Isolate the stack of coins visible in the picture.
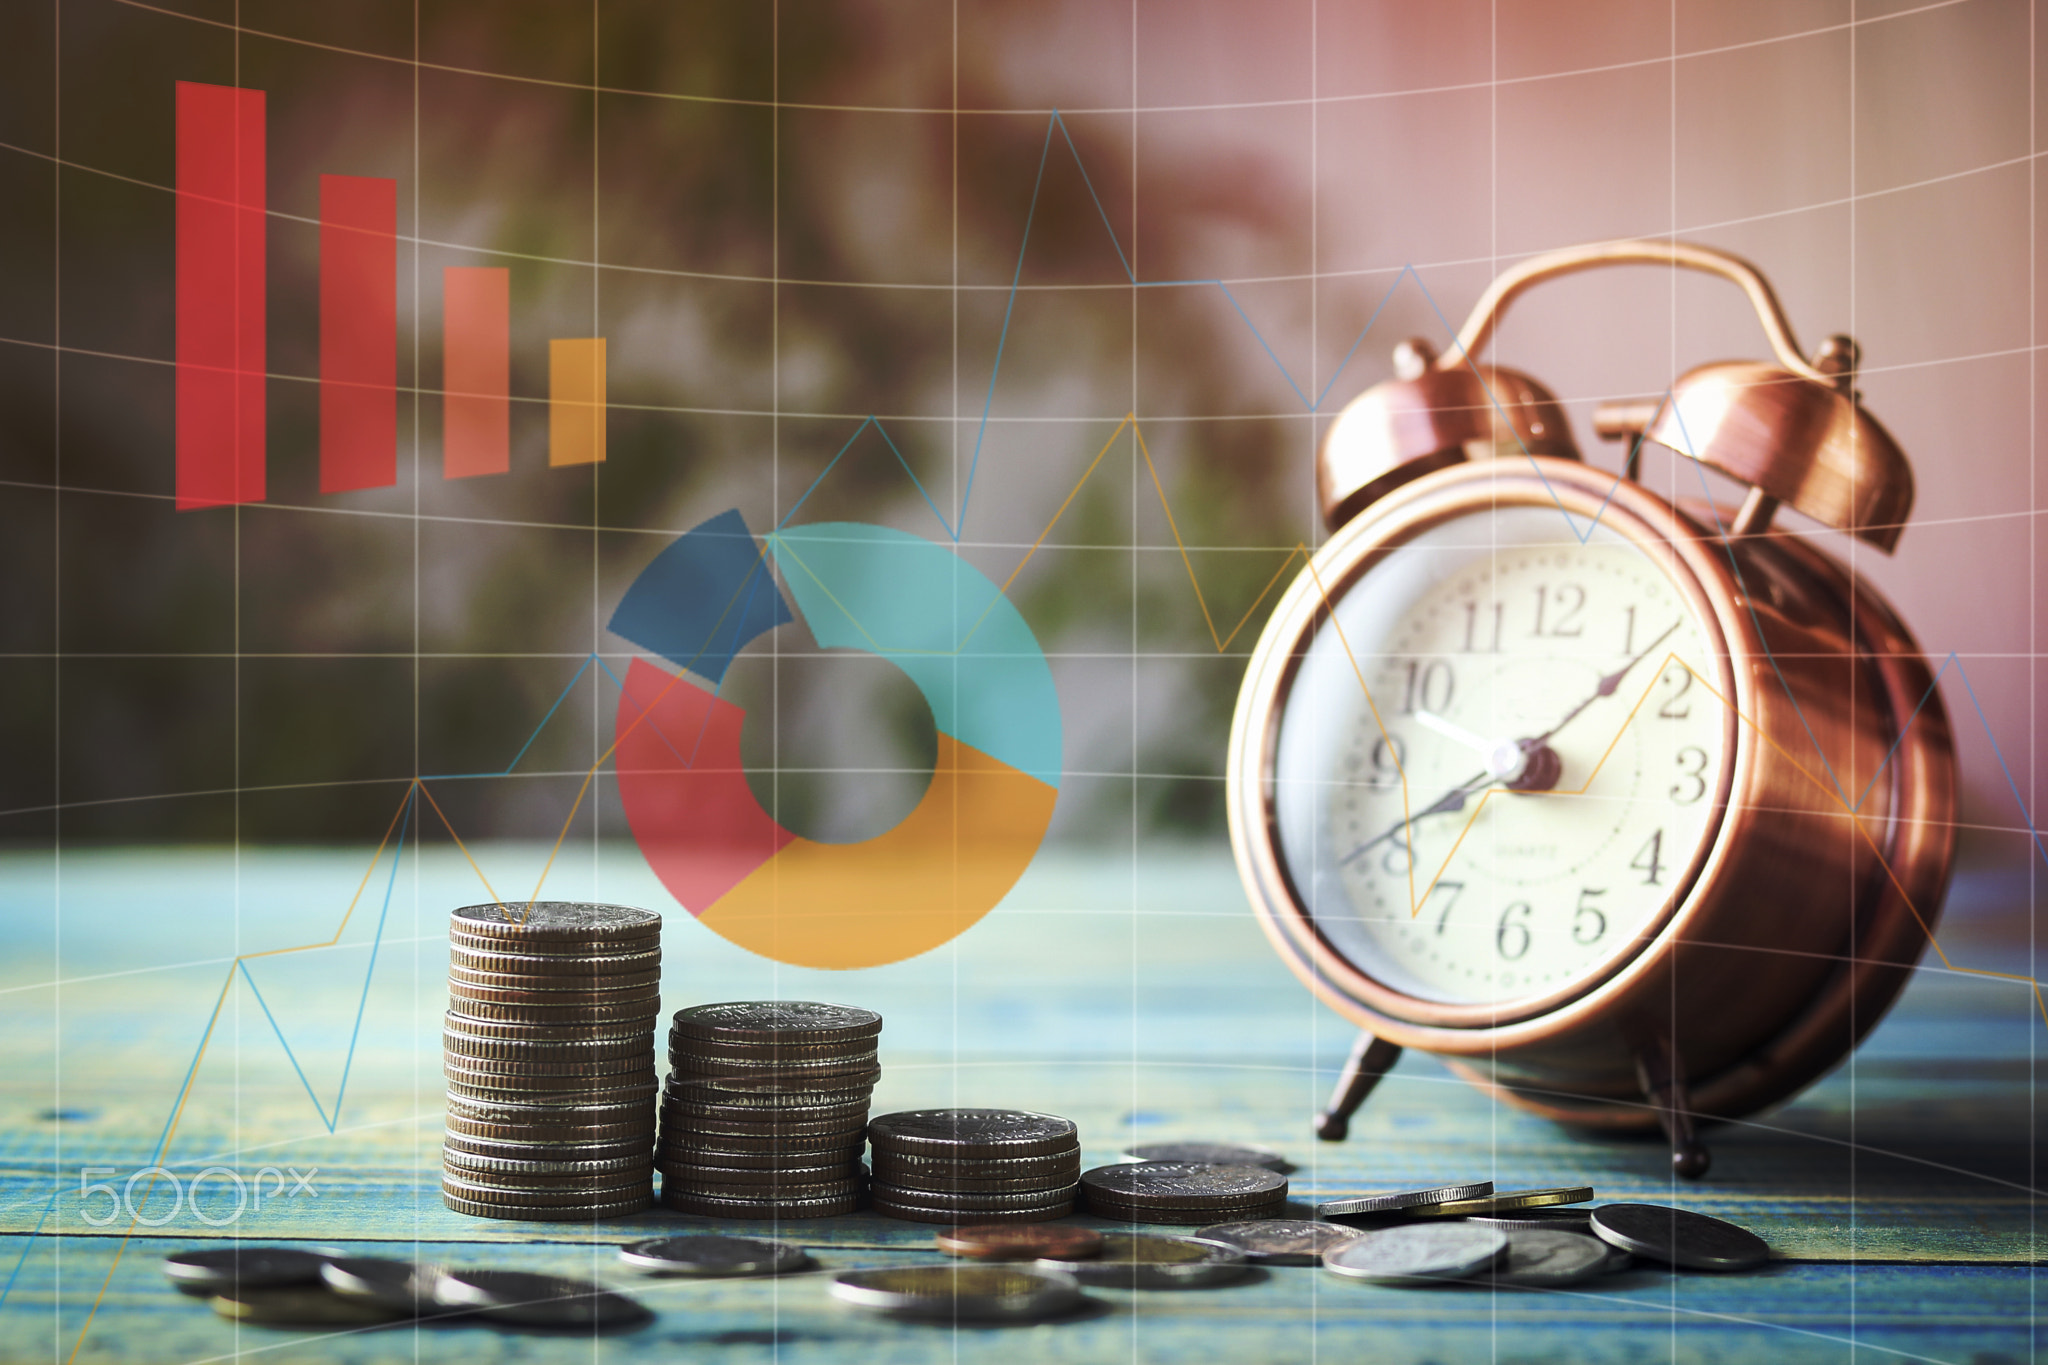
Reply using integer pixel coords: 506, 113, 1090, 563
1080, 1161, 1288, 1225
441, 902, 661, 1221
656, 1001, 881, 1218
867, 1109, 1080, 1223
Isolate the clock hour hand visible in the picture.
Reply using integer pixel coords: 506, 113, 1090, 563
1338, 767, 1493, 867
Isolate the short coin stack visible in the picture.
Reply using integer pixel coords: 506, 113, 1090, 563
657, 1001, 881, 1218
441, 902, 661, 1221
1081, 1161, 1288, 1225
867, 1109, 1080, 1223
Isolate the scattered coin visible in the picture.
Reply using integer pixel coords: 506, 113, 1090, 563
319, 1257, 443, 1315
1467, 1229, 1613, 1288
1125, 1141, 1291, 1173
936, 1224, 1105, 1261
1468, 1207, 1596, 1233
432, 1267, 652, 1329
1316, 1181, 1493, 1219
1194, 1219, 1366, 1266
1590, 1203, 1771, 1272
209, 1287, 404, 1327
830, 1265, 1083, 1321
1321, 1223, 1509, 1284
1411, 1186, 1595, 1219
617, 1235, 810, 1276
1036, 1232, 1248, 1290
162, 1247, 330, 1295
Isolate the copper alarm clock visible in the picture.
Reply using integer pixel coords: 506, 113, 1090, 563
1226, 239, 1956, 1177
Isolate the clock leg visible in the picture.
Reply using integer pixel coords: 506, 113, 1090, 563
1316, 1032, 1403, 1141
1633, 1034, 1712, 1179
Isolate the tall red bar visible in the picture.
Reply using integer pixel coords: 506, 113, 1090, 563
319, 175, 397, 492
441, 266, 510, 478
175, 82, 266, 510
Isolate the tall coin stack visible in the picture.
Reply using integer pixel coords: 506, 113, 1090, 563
657, 1001, 881, 1218
867, 1109, 1081, 1224
441, 902, 662, 1221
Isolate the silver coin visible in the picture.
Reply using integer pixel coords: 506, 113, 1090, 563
1468, 1229, 1613, 1287
617, 1235, 809, 1276
867, 1109, 1078, 1159
1125, 1142, 1291, 1173
432, 1267, 651, 1327
1080, 1162, 1287, 1209
1469, 1207, 1596, 1233
441, 1191, 653, 1221
1317, 1181, 1493, 1219
662, 1190, 858, 1219
319, 1257, 443, 1314
869, 1181, 1079, 1212
1321, 1223, 1509, 1284
829, 1265, 1081, 1321
442, 1149, 654, 1179
451, 901, 662, 941
672, 1001, 882, 1044
1087, 1197, 1287, 1227
1036, 1233, 1247, 1289
1590, 1203, 1771, 1271
448, 946, 663, 977
208, 1287, 404, 1327
162, 1246, 329, 1294
1195, 1219, 1365, 1266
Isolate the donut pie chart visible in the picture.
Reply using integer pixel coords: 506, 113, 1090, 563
611, 516, 1061, 969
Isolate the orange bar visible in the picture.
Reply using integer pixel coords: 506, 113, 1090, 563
548, 337, 606, 467
442, 267, 509, 478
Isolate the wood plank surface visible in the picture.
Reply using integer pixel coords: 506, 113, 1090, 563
0, 845, 2040, 1363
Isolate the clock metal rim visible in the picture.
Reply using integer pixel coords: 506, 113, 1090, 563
1228, 457, 1751, 1041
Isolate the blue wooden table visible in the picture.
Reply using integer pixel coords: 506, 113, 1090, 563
0, 845, 2041, 1363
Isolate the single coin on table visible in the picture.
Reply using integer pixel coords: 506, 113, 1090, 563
830, 1265, 1082, 1322
1466, 1229, 1614, 1288
432, 1267, 652, 1329
936, 1224, 1105, 1262
1036, 1232, 1246, 1290
1468, 1207, 1596, 1233
319, 1257, 445, 1314
1590, 1204, 1771, 1272
1316, 1181, 1493, 1220
1124, 1141, 1291, 1173
617, 1235, 810, 1277
1195, 1219, 1366, 1266
1321, 1224, 1509, 1284
1410, 1186, 1595, 1219
209, 1287, 404, 1327
162, 1247, 331, 1295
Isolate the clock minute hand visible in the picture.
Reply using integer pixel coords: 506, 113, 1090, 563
1338, 767, 1493, 867
1528, 618, 1682, 746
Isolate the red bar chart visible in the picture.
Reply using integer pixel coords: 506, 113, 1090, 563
174, 81, 266, 510
442, 266, 510, 479
172, 81, 609, 508
319, 174, 397, 493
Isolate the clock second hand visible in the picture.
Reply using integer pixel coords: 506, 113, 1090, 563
1334, 619, 1683, 871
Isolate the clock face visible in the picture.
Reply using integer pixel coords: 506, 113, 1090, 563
1271, 505, 1727, 1007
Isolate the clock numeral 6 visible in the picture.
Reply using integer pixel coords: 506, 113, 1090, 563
1496, 901, 1533, 961
1574, 888, 1608, 944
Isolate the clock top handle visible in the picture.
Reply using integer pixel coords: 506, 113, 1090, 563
1446, 239, 1826, 382
1447, 239, 1915, 553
